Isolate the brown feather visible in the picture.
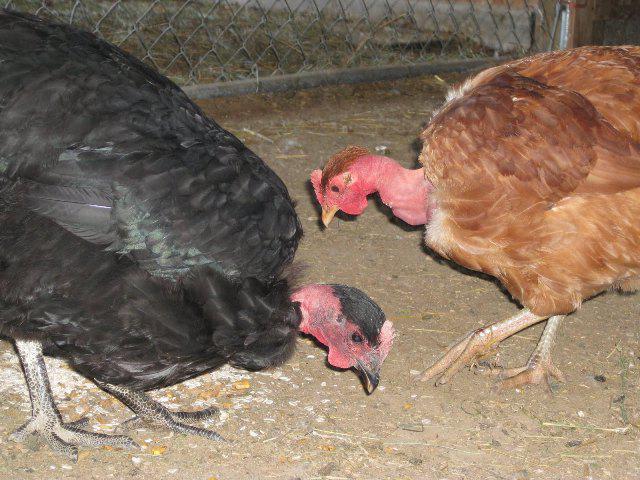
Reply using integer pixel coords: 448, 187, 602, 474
421, 48, 640, 317
455, 46, 640, 142
321, 145, 370, 190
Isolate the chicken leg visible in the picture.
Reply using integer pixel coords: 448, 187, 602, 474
418, 309, 547, 385
496, 315, 565, 390
10, 339, 138, 461
96, 382, 224, 441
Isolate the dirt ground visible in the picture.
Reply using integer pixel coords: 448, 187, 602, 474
1, 73, 639, 480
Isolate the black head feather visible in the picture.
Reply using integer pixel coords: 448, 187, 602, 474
329, 284, 386, 345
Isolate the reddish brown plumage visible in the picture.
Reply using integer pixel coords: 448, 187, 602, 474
474, 46, 640, 142
320, 145, 370, 190
421, 46, 640, 317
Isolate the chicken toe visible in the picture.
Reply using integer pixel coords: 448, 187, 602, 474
12, 339, 138, 461
418, 309, 546, 385
97, 382, 224, 441
497, 315, 565, 391
10, 413, 138, 461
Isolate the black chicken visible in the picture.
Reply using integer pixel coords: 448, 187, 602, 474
0, 10, 395, 460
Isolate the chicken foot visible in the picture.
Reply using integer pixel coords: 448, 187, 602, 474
494, 315, 565, 390
10, 339, 138, 461
418, 309, 546, 385
97, 382, 224, 441
116, 405, 220, 431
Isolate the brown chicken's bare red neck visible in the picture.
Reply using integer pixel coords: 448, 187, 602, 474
351, 155, 433, 226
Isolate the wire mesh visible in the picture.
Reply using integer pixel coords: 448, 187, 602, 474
598, 1, 640, 46
5, 1, 556, 85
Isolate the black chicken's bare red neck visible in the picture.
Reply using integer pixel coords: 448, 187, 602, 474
290, 284, 340, 338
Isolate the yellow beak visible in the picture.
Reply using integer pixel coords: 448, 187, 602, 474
321, 206, 339, 227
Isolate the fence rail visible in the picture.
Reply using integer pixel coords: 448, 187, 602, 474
5, 0, 561, 87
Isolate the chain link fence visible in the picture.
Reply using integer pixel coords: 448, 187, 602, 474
599, 1, 640, 46
5, 1, 557, 86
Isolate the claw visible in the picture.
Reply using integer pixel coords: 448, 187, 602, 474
418, 310, 546, 386
11, 339, 138, 460
10, 415, 138, 462
497, 357, 566, 391
43, 431, 78, 461
98, 382, 224, 442
497, 315, 566, 391
9, 420, 35, 443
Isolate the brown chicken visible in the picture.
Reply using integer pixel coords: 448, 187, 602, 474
311, 46, 640, 389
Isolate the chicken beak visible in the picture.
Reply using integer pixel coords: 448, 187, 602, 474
321, 206, 339, 227
356, 360, 380, 394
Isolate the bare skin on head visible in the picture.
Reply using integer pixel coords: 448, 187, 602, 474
310, 146, 432, 227
292, 284, 395, 393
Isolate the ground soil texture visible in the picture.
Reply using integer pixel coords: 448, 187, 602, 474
0, 73, 638, 480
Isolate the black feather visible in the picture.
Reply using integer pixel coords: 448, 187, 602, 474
0, 9, 302, 281
330, 284, 386, 345
0, 206, 300, 390
0, 10, 303, 391
0, 10, 386, 398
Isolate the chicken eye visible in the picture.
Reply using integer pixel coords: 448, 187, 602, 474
351, 333, 363, 343
330, 185, 340, 193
